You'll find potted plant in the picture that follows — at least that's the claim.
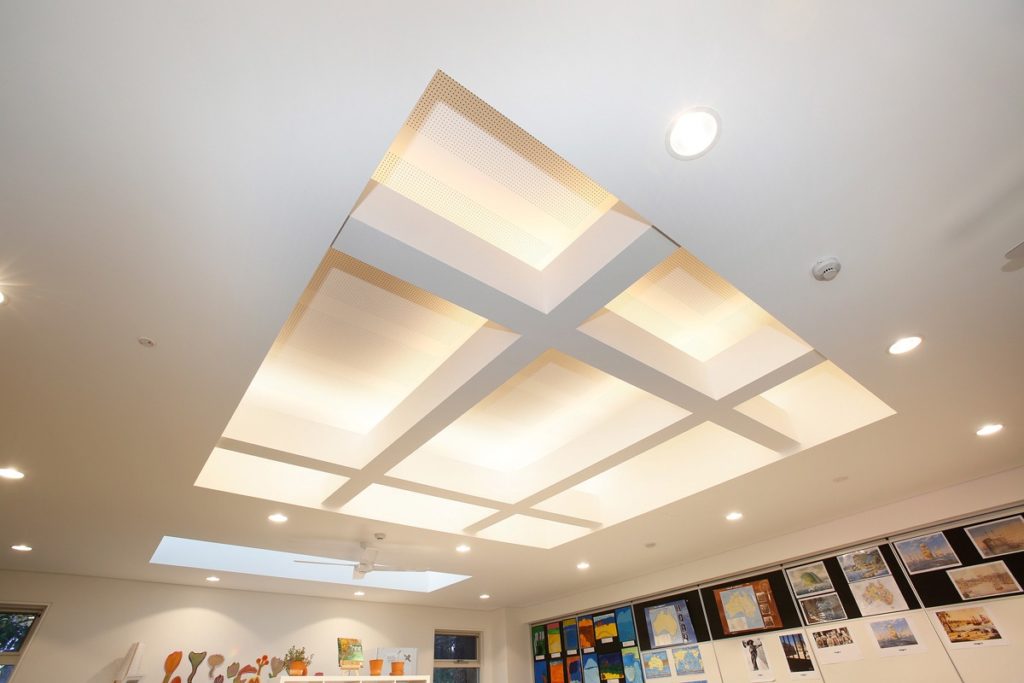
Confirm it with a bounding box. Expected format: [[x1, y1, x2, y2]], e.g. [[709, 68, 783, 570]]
[[283, 646, 313, 676]]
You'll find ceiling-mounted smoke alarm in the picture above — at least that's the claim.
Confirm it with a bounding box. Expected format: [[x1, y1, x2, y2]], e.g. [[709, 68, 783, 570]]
[[812, 258, 842, 281]]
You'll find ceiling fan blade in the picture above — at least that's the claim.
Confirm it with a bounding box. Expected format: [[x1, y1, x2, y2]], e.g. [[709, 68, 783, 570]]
[[293, 559, 357, 567], [1007, 240, 1024, 260]]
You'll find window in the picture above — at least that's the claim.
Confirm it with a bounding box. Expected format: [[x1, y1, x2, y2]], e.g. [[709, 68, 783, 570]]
[[433, 631, 480, 683], [0, 607, 44, 683]]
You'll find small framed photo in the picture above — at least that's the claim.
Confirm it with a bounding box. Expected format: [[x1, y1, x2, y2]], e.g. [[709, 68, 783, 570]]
[[799, 592, 847, 624], [947, 560, 1023, 600], [837, 546, 891, 583], [964, 515, 1024, 558], [893, 532, 961, 574], [786, 560, 834, 597]]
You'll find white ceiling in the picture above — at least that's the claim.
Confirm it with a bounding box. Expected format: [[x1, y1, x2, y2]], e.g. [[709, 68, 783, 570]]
[[1, 1, 1022, 610]]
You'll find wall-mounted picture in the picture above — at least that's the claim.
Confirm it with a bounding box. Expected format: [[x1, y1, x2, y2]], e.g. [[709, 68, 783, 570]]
[[849, 576, 909, 616], [566, 655, 582, 683], [713, 579, 782, 636], [965, 515, 1024, 558], [562, 618, 580, 653], [578, 617, 596, 650], [799, 593, 847, 624], [582, 652, 600, 683], [893, 532, 961, 574], [594, 612, 618, 641], [640, 650, 671, 679], [551, 659, 566, 683], [947, 560, 1023, 600], [670, 645, 704, 675], [644, 599, 697, 647], [597, 651, 624, 682], [621, 646, 643, 683], [810, 626, 861, 664], [615, 606, 637, 644], [837, 546, 890, 583], [548, 622, 563, 655], [535, 659, 549, 683], [933, 605, 1006, 648], [740, 637, 773, 681], [786, 561, 834, 597], [778, 632, 817, 675], [868, 617, 923, 656]]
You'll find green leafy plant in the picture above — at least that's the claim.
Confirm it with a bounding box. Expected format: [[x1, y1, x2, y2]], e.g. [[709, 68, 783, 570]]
[[283, 646, 313, 664]]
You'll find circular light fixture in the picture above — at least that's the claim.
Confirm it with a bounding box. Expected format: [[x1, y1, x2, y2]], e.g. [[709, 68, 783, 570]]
[[479, 594, 491, 600], [667, 107, 720, 160], [137, 336, 156, 348], [205, 576, 220, 582], [11, 544, 32, 552], [576, 561, 590, 570], [268, 513, 288, 523], [455, 544, 471, 553], [0, 468, 25, 480], [976, 424, 1003, 436], [725, 511, 744, 521], [354, 590, 366, 597], [888, 336, 922, 355]]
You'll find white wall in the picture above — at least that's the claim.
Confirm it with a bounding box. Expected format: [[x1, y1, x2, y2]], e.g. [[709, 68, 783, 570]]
[[0, 570, 510, 683]]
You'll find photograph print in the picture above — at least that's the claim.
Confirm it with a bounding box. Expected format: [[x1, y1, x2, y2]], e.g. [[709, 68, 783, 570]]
[[778, 632, 816, 674], [786, 561, 834, 597], [740, 637, 773, 681], [837, 546, 891, 583], [893, 532, 961, 574], [849, 576, 909, 616], [933, 605, 1005, 647], [810, 626, 861, 663], [965, 515, 1024, 558], [947, 560, 1023, 600], [799, 593, 847, 624], [644, 599, 696, 648]]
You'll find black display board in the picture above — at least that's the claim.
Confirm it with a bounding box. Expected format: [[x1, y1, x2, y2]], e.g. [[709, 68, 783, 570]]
[[700, 570, 801, 639], [631, 589, 710, 650], [895, 517, 1024, 608]]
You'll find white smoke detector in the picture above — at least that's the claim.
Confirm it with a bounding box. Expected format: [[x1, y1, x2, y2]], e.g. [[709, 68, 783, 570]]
[[812, 258, 842, 281]]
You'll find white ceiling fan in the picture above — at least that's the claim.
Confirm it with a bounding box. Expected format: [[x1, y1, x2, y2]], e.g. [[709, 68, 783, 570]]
[[292, 532, 425, 579]]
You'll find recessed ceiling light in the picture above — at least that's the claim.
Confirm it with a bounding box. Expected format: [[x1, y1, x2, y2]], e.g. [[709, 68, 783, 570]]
[[0, 468, 25, 480], [205, 576, 220, 582], [888, 336, 922, 355], [725, 511, 744, 521], [267, 513, 288, 523], [666, 107, 720, 160], [576, 561, 590, 570], [976, 424, 1003, 436], [11, 544, 32, 552], [479, 594, 490, 600], [137, 336, 156, 347], [354, 590, 366, 597], [455, 544, 471, 553]]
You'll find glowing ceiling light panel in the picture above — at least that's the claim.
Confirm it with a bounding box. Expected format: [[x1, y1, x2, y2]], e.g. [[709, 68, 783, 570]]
[[339, 484, 498, 534], [194, 448, 348, 510], [475, 514, 591, 549]]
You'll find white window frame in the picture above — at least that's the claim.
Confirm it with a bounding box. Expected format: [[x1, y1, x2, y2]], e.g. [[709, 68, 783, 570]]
[[0, 604, 46, 680], [433, 629, 481, 680]]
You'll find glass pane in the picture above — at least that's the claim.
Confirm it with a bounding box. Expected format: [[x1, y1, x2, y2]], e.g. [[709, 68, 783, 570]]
[[434, 633, 478, 661], [0, 613, 37, 653], [432, 668, 480, 683]]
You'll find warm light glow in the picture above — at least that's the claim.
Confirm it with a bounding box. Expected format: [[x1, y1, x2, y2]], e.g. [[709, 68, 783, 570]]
[[667, 108, 720, 159], [977, 424, 1004, 436], [0, 468, 25, 480], [475, 514, 591, 549], [11, 544, 32, 552], [0, 290, 6, 305], [354, 590, 366, 596], [268, 513, 288, 523], [340, 484, 497, 535], [726, 511, 743, 521], [455, 544, 471, 553], [479, 593, 491, 600], [576, 561, 590, 570], [888, 336, 922, 355], [205, 576, 220, 582]]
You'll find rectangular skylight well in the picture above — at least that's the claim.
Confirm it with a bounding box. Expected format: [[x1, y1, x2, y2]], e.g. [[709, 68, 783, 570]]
[[194, 448, 348, 510]]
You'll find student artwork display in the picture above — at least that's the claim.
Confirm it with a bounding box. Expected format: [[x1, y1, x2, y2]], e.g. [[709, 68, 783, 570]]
[[533, 625, 548, 657], [739, 637, 773, 682], [578, 616, 596, 650], [641, 650, 672, 679], [837, 547, 890, 583], [582, 652, 600, 683], [644, 599, 697, 647], [868, 617, 925, 657], [566, 655, 582, 683], [798, 593, 846, 624], [946, 560, 1023, 600], [621, 646, 643, 682], [536, 659, 550, 683], [848, 575, 909, 616], [964, 515, 1024, 558], [893, 532, 961, 574], [548, 622, 563, 655], [551, 659, 566, 683], [563, 618, 580, 653], [671, 645, 704, 675], [713, 579, 782, 635], [778, 633, 818, 679], [615, 606, 637, 645], [809, 626, 862, 664], [594, 612, 618, 641], [932, 605, 1008, 648], [597, 651, 624, 681], [337, 638, 364, 670], [785, 561, 833, 598]]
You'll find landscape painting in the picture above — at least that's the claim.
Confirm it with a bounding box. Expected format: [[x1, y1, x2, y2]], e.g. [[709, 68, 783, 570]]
[[965, 515, 1024, 558], [799, 593, 847, 624], [786, 561, 834, 597], [594, 612, 618, 641], [893, 532, 961, 574], [837, 547, 891, 583], [947, 561, 1022, 600]]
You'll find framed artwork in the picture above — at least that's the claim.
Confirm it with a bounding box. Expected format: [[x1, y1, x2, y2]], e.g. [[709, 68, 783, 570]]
[[578, 617, 596, 650], [640, 650, 671, 679], [964, 515, 1024, 558], [893, 532, 961, 574], [670, 645, 704, 675], [593, 612, 618, 641], [562, 618, 580, 653], [799, 593, 847, 624], [615, 606, 637, 644], [566, 655, 582, 683], [582, 653, 600, 683], [621, 646, 643, 683], [932, 605, 1007, 649], [533, 625, 547, 657], [810, 626, 861, 664], [786, 561, 834, 597], [947, 560, 1023, 600], [713, 579, 782, 635], [597, 651, 624, 682], [550, 659, 566, 683], [868, 617, 924, 657], [739, 637, 772, 681], [837, 546, 891, 583], [547, 622, 563, 655], [644, 599, 697, 647], [849, 576, 909, 616]]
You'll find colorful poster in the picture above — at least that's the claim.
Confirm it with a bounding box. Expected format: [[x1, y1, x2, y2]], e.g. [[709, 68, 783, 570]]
[[670, 645, 704, 675], [548, 622, 563, 655], [563, 618, 580, 652], [621, 647, 643, 683], [582, 652, 600, 683], [551, 659, 566, 683], [566, 655, 583, 683], [615, 606, 637, 644], [893, 532, 961, 574], [579, 616, 596, 650], [535, 659, 550, 683], [597, 651, 624, 681], [594, 612, 618, 641], [644, 599, 696, 647], [533, 625, 548, 657], [640, 650, 671, 679]]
